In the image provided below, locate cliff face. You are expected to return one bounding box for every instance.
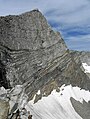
[0,10,90,101]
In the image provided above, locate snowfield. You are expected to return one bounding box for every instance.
[25,85,90,119]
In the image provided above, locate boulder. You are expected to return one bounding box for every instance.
[0,99,9,119]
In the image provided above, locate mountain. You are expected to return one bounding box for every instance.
[0,9,90,119]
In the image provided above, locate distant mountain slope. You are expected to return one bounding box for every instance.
[70,51,90,78]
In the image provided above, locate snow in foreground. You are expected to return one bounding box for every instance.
[25,85,90,119]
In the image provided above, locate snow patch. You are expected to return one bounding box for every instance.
[82,63,90,73]
[37,90,40,95]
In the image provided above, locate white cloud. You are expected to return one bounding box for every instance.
[44,2,90,26]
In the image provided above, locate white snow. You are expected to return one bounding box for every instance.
[37,90,41,95]
[25,85,90,119]
[82,63,90,73]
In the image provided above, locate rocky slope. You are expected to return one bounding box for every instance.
[70,51,90,78]
[0,10,90,119]
[70,51,90,65]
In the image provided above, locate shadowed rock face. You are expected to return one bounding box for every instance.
[0,60,10,89]
[70,97,90,119]
[0,10,90,99]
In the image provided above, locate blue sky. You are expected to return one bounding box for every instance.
[0,0,90,51]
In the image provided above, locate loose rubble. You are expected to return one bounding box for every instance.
[0,85,32,119]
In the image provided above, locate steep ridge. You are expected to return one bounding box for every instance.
[0,10,90,119]
[70,51,90,65]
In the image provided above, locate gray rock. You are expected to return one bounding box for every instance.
[70,97,90,119]
[0,99,9,119]
[10,103,18,114]
[70,50,90,78]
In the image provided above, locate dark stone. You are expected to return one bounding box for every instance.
[70,97,90,119]
[0,60,10,89]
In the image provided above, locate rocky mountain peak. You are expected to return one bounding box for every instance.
[0,9,66,51]
[0,10,89,94]
[0,9,90,119]
[0,9,68,91]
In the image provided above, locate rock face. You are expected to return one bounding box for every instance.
[0,9,90,101]
[70,51,90,78]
